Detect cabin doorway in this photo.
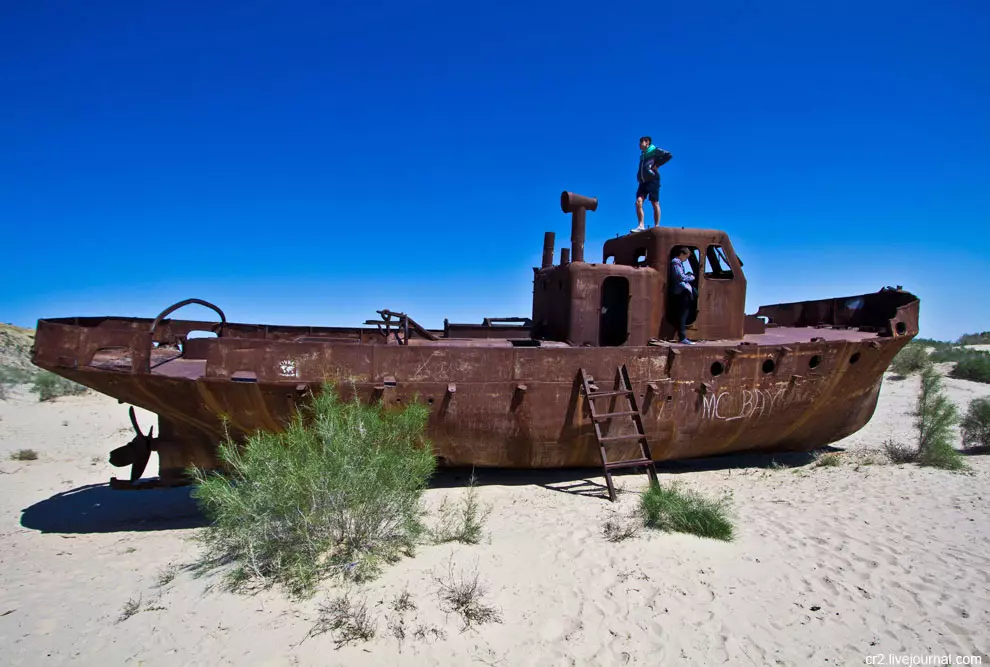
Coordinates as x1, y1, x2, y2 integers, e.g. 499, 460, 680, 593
600, 276, 630, 346
665, 246, 700, 330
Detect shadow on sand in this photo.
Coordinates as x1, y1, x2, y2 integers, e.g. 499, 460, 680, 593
20, 449, 831, 532
20, 482, 208, 534
431, 448, 827, 499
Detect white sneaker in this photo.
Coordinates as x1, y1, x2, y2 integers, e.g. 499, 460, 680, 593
630, 226, 645, 233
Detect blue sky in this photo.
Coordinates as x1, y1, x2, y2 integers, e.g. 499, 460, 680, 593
1, 1, 987, 341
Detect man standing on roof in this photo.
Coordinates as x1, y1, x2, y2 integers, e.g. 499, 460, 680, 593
632, 136, 672, 232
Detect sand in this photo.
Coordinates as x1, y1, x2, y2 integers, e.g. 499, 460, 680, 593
1, 373, 989, 666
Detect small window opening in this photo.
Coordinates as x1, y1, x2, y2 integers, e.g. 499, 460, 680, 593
809, 355, 822, 369
762, 358, 776, 373
704, 245, 734, 279
710, 361, 724, 376
605, 255, 615, 264
850, 352, 861, 364
634, 247, 648, 267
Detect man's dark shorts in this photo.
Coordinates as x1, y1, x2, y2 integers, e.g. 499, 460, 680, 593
636, 180, 660, 203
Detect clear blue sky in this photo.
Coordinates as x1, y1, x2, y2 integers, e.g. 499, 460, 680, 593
2, 1, 987, 341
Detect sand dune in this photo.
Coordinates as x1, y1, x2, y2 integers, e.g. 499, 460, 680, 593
1, 374, 989, 666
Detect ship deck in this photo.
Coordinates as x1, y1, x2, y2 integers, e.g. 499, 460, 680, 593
127, 324, 880, 381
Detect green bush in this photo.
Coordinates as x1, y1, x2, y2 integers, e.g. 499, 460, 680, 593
30, 371, 87, 402
914, 366, 965, 471
930, 346, 970, 364
640, 483, 734, 541
0, 365, 38, 400
813, 452, 842, 467
960, 397, 990, 451
889, 344, 930, 375
950, 353, 990, 384
190, 382, 437, 598
0, 365, 36, 384
957, 332, 990, 345
431, 474, 491, 545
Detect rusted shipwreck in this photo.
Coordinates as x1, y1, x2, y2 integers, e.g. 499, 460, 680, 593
31, 191, 919, 493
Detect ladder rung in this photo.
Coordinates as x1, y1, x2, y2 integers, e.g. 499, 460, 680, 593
586, 390, 633, 399
598, 433, 646, 443
605, 458, 654, 470
592, 411, 639, 421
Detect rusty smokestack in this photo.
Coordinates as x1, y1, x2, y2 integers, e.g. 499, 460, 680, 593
560, 247, 570, 265
560, 191, 598, 263
541, 231, 555, 269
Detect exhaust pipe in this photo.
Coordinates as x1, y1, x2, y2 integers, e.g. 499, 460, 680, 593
560, 191, 598, 263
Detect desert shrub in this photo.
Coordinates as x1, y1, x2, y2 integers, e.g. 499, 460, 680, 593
883, 438, 917, 463
957, 332, 990, 346
0, 365, 35, 385
190, 382, 437, 598
960, 397, 990, 451
30, 371, 87, 401
889, 344, 930, 375
928, 346, 967, 363
434, 559, 501, 630
1, 365, 38, 400
813, 452, 842, 468
430, 474, 491, 545
308, 591, 377, 647
10, 449, 38, 461
914, 366, 965, 471
950, 352, 990, 384
640, 484, 734, 541
602, 517, 640, 542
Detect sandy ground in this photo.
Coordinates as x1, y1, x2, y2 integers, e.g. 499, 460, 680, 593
1, 372, 989, 667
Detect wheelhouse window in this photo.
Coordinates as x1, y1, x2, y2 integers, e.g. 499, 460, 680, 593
704, 244, 734, 280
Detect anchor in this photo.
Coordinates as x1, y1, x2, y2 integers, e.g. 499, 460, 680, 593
108, 406, 157, 488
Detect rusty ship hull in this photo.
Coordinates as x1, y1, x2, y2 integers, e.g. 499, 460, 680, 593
29, 191, 919, 486
30, 290, 918, 483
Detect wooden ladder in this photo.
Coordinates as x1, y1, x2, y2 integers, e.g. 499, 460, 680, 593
579, 365, 660, 502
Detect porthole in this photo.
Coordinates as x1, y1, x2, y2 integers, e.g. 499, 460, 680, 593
809, 355, 822, 369
762, 359, 776, 373
711, 361, 724, 377
850, 352, 861, 364
895, 322, 907, 335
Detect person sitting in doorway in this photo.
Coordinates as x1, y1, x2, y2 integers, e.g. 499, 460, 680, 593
669, 247, 696, 344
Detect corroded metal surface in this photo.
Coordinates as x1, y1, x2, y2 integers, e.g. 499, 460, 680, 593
30, 190, 920, 486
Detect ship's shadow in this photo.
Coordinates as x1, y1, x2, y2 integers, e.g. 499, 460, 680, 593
20, 482, 207, 534
20, 450, 832, 532
431, 448, 827, 498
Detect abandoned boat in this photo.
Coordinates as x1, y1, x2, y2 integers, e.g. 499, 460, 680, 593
31, 191, 919, 491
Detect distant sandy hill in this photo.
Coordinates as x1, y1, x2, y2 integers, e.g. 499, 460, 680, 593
0, 323, 35, 373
